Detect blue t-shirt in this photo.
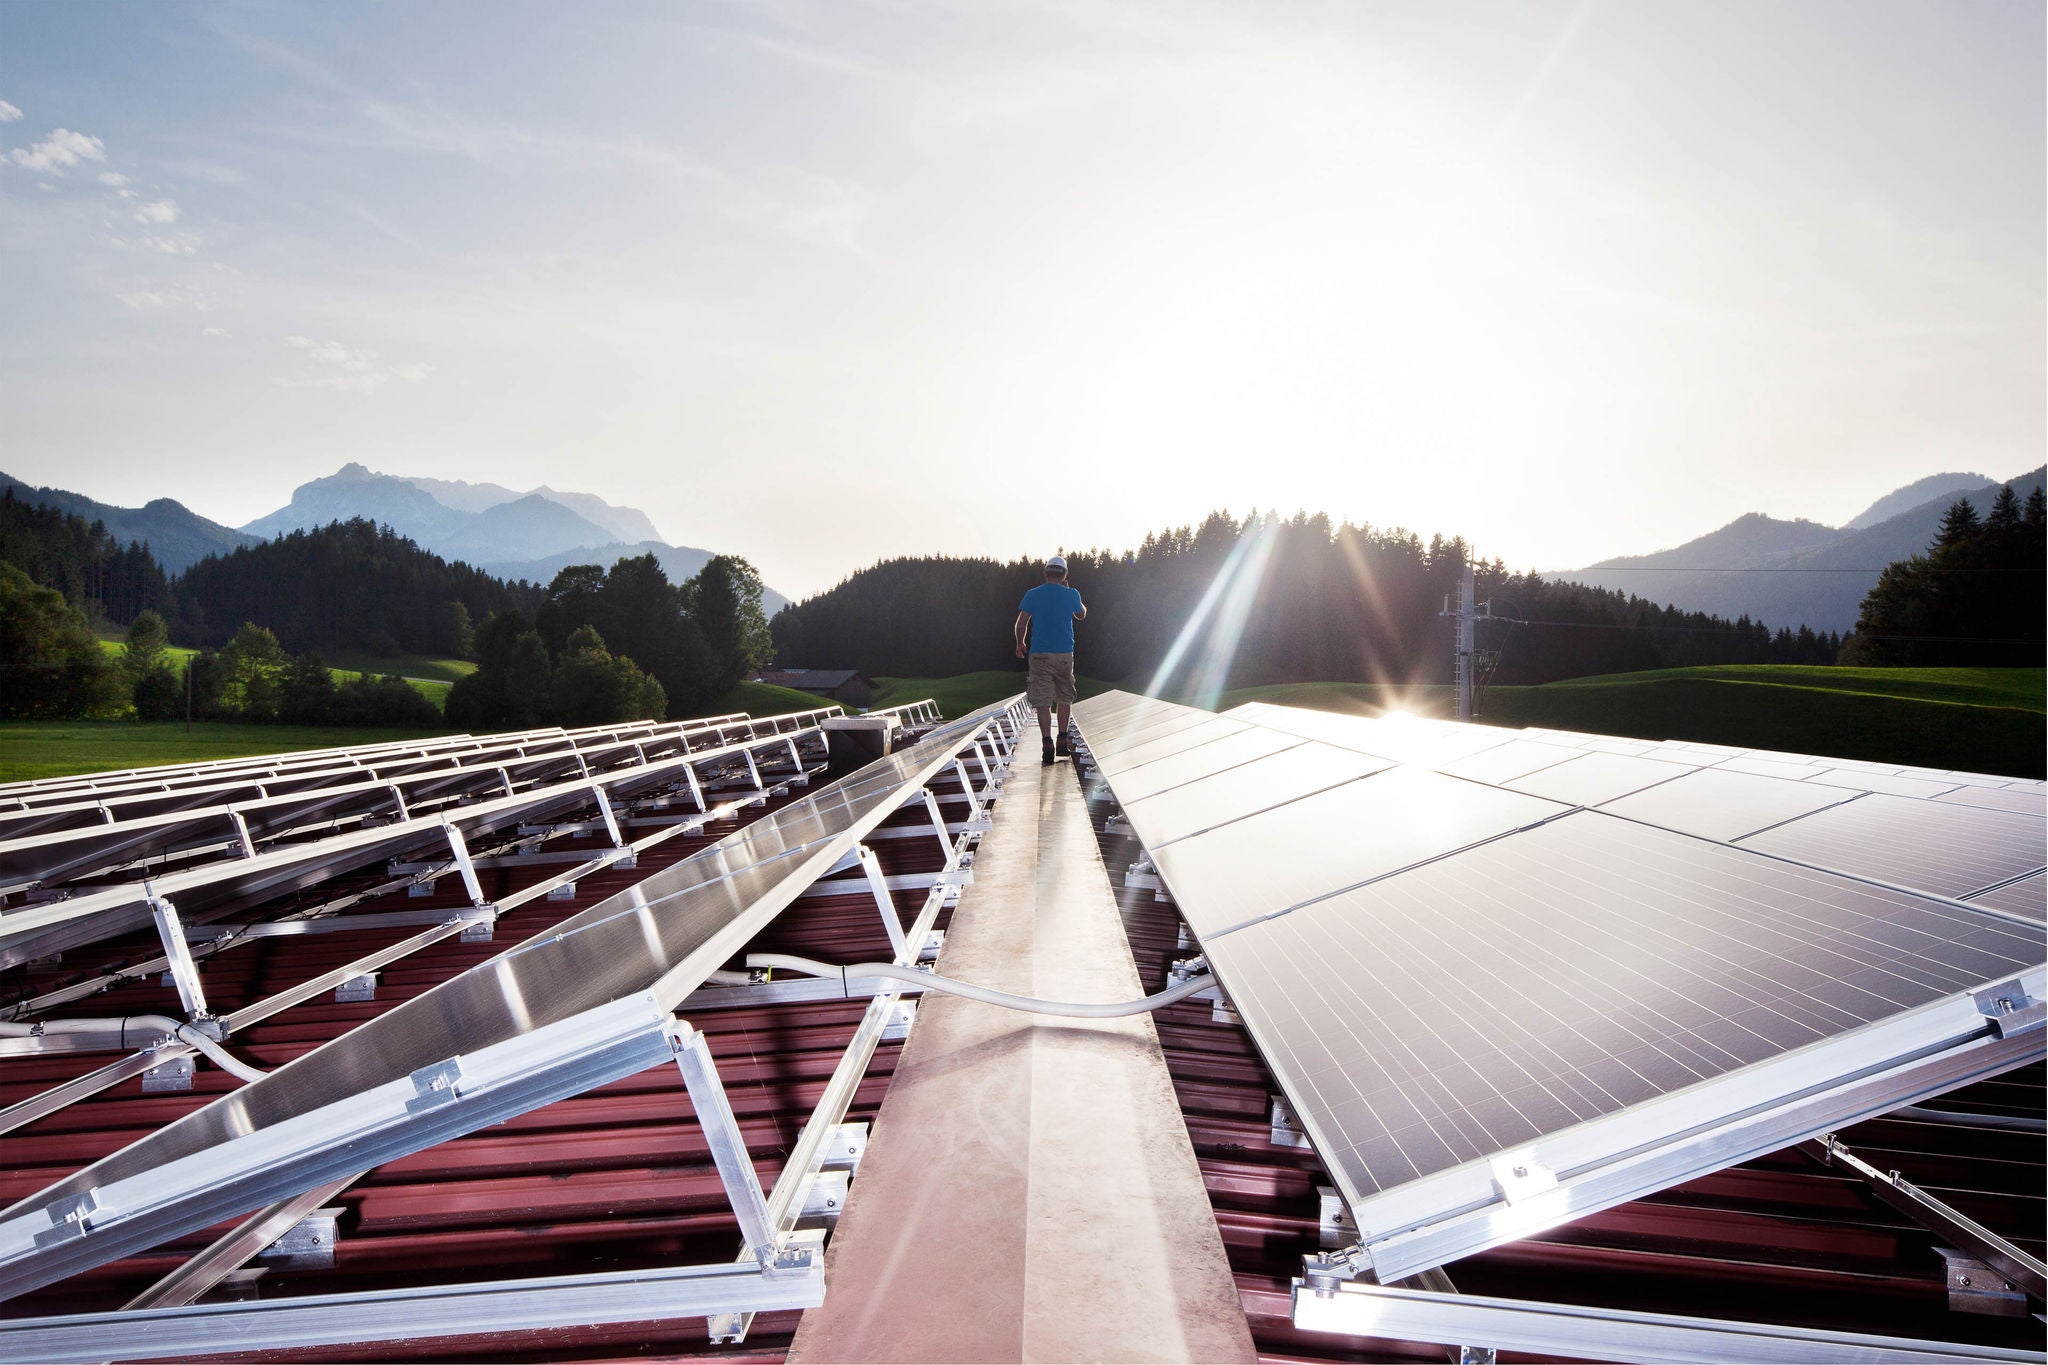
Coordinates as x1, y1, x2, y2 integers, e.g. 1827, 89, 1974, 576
1019, 582, 1084, 655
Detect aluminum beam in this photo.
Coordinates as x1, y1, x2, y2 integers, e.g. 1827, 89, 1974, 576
0, 1255, 823, 1363
1291, 1280, 2037, 1364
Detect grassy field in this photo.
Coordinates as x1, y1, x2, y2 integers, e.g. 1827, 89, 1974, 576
0, 689, 856, 781
0, 721, 448, 782
872, 669, 1117, 719
706, 681, 850, 717
11, 665, 2036, 784
1209, 666, 2045, 779
96, 639, 469, 706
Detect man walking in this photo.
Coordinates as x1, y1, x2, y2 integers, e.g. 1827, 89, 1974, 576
1015, 554, 1087, 765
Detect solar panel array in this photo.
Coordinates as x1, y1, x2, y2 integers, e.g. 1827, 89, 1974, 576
1074, 693, 2046, 1278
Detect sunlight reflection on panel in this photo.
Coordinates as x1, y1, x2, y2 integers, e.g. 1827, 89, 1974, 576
1143, 514, 1281, 710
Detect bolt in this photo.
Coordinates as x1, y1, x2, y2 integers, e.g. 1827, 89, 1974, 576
1959, 1275, 1973, 1287
1997, 996, 2014, 1012
1512, 1165, 1528, 1178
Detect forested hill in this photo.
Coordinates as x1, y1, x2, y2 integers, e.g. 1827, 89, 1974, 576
770, 511, 1840, 690
177, 520, 542, 656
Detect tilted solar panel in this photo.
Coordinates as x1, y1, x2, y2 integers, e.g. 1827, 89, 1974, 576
1072, 691, 2048, 1283
1500, 751, 1693, 807
1092, 728, 1302, 804
1148, 766, 1568, 937
1202, 813, 2042, 1201
1966, 872, 2047, 921
1937, 785, 2048, 817
1596, 767, 1855, 844
1737, 794, 2046, 900
1122, 742, 1392, 848
1094, 717, 1250, 776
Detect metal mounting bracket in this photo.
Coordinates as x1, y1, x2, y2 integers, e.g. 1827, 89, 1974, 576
140, 1054, 195, 1093
1974, 979, 2044, 1039
147, 895, 209, 1022
1270, 1095, 1313, 1150
855, 843, 911, 963
252, 1208, 343, 1272
32, 1193, 104, 1251
670, 1023, 779, 1269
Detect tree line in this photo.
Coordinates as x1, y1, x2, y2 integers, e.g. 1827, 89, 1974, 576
771, 510, 1846, 691
0, 508, 774, 728
446, 554, 773, 728
1844, 484, 2045, 666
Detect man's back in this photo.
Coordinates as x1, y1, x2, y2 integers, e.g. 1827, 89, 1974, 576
1019, 581, 1084, 654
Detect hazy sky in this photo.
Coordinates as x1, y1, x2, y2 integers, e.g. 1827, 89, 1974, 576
2, 1, 2040, 599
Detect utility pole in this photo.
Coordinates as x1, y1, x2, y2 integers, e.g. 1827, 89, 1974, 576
1439, 562, 1511, 723
1453, 563, 1476, 722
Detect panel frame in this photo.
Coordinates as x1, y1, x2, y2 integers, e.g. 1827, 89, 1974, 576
1336, 968, 2046, 1282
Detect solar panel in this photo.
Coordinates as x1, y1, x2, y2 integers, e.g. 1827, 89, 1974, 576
1074, 691, 2048, 1283
1501, 751, 1693, 807
1937, 785, 2048, 817
1801, 768, 1963, 800
1737, 795, 2047, 900
0, 701, 1006, 1301
1967, 873, 2047, 921
1597, 767, 1856, 843
1202, 811, 2043, 1202
1435, 740, 1582, 786
1098, 728, 1303, 804
1123, 742, 1392, 847
1093, 716, 1250, 776
1711, 754, 1822, 780
1149, 766, 1567, 937
1221, 703, 1503, 765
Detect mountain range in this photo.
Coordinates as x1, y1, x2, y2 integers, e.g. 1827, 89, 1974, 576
240, 464, 786, 611
1, 463, 789, 613
1557, 467, 2046, 633
1, 472, 257, 574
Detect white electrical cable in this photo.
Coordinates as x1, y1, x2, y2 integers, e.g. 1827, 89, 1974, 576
0, 1015, 268, 1083
744, 952, 1218, 1019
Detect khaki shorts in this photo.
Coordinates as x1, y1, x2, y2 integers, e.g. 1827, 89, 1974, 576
1026, 652, 1077, 707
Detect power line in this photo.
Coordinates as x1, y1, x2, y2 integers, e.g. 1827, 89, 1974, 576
1555, 566, 2020, 574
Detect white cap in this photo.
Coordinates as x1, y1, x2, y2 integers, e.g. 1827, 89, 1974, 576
1045, 554, 1067, 570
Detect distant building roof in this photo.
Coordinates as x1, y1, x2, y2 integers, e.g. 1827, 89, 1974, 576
757, 668, 867, 689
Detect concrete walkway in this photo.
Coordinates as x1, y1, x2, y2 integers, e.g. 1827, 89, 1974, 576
787, 750, 1255, 1364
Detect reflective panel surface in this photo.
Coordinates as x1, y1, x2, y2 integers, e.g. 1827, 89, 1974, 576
1128, 742, 1392, 847
1597, 768, 1855, 843
1966, 872, 2047, 921
1502, 751, 1693, 807
1201, 812, 2047, 1207
1151, 766, 1568, 937
1737, 794, 2048, 899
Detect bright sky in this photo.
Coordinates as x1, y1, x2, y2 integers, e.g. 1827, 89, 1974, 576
2, 1, 2040, 599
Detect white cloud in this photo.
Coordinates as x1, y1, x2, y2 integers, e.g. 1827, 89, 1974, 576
0, 101, 22, 123
135, 199, 179, 224
117, 290, 166, 310
8, 127, 106, 173
143, 233, 200, 255
202, 326, 228, 337
282, 334, 431, 391
99, 171, 131, 189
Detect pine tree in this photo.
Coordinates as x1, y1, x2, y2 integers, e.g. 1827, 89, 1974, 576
1935, 498, 1981, 547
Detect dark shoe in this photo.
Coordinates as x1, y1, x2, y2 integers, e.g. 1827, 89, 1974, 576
1041, 741, 1056, 766
1055, 735, 1071, 758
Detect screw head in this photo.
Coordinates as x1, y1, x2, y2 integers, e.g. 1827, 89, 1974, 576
1512, 1164, 1528, 1178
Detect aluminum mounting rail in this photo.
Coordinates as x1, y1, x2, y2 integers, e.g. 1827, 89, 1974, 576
0, 699, 1020, 1314
0, 722, 825, 970
1291, 1280, 2040, 1364
0, 748, 810, 1129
